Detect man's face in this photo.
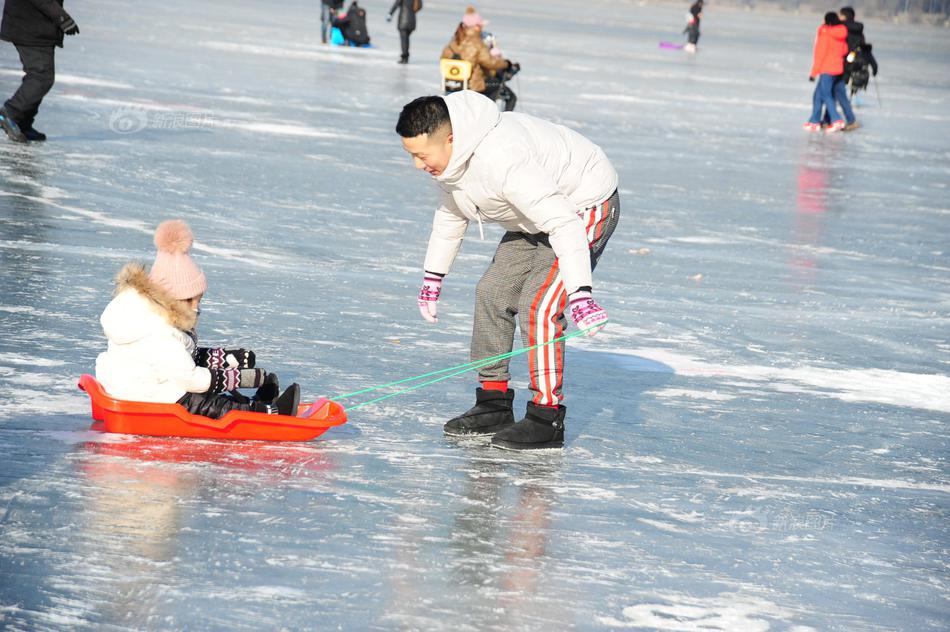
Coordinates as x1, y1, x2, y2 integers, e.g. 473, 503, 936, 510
402, 126, 453, 177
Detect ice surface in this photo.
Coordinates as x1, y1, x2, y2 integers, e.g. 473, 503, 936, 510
1, 0, 948, 630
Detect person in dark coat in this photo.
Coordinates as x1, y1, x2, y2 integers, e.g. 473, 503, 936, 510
683, 0, 702, 53
387, 0, 417, 64
0, 0, 79, 143
333, 1, 370, 46
321, 0, 344, 45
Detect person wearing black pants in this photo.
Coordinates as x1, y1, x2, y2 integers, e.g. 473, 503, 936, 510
387, 0, 417, 64
0, 0, 79, 143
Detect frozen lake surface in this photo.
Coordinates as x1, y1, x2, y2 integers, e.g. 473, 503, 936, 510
1, 0, 948, 629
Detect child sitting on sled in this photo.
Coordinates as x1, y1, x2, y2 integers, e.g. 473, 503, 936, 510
96, 219, 301, 418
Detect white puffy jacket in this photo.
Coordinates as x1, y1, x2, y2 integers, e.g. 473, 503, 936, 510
424, 90, 618, 293
95, 263, 211, 403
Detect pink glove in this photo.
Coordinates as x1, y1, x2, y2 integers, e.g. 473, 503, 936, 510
568, 291, 608, 336
418, 273, 442, 323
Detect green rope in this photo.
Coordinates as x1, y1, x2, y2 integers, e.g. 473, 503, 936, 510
335, 324, 601, 411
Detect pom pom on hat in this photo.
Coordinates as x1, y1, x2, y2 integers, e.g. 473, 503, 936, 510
149, 219, 207, 300
154, 219, 194, 254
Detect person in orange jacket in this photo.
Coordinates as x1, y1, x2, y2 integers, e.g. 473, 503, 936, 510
804, 12, 849, 133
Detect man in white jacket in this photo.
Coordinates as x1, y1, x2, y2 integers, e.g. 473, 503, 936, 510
396, 91, 619, 450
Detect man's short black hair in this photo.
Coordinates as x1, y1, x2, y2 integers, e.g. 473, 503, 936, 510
840, 6, 855, 21
396, 96, 451, 138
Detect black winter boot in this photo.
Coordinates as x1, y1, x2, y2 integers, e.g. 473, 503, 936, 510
21, 125, 46, 141
443, 388, 515, 436
276, 383, 300, 416
254, 383, 300, 416
252, 373, 280, 404
491, 402, 565, 450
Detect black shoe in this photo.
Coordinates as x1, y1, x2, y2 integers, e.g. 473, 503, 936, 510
22, 126, 46, 142
491, 402, 565, 450
398, 56, 408, 64
443, 388, 515, 436
0, 107, 27, 143
275, 383, 300, 416
252, 373, 280, 404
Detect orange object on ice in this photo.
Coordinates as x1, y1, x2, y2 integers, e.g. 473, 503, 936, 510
78, 374, 347, 441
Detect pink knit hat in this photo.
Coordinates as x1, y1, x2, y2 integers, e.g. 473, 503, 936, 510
462, 11, 487, 28
148, 219, 207, 300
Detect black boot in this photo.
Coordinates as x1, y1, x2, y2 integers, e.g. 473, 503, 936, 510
0, 107, 26, 143
21, 125, 46, 141
252, 383, 299, 416
443, 388, 515, 436
491, 402, 565, 450
252, 373, 280, 404
275, 383, 300, 416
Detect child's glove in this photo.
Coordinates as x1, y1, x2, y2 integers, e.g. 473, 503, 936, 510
225, 349, 256, 369
417, 273, 442, 323
196, 347, 256, 369
208, 368, 240, 393
568, 290, 608, 336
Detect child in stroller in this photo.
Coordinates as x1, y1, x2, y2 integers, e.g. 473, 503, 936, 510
440, 12, 519, 112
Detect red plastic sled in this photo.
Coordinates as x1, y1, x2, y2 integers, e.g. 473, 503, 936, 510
78, 374, 347, 442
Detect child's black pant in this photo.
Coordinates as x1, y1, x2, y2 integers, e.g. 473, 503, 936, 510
5, 44, 55, 127
177, 391, 254, 419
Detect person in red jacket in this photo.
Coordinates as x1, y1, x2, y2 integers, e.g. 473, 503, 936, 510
804, 12, 849, 133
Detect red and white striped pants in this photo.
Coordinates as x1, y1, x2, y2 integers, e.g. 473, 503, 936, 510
471, 190, 620, 406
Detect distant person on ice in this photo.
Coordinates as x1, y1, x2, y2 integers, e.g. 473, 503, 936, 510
387, 0, 420, 64
320, 0, 343, 44
839, 6, 877, 105
441, 7, 518, 110
396, 91, 619, 451
804, 12, 852, 134
96, 220, 302, 418
0, 0, 80, 142
332, 1, 370, 47
683, 0, 702, 53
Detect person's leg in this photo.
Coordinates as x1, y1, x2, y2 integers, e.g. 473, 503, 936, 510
178, 383, 299, 419
832, 75, 856, 124
399, 29, 410, 62
471, 232, 536, 383
320, 4, 327, 43
808, 82, 824, 124
177, 391, 254, 419
5, 45, 56, 130
492, 192, 619, 450
817, 74, 841, 123
443, 232, 534, 436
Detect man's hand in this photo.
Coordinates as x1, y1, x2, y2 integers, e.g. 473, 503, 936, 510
417, 273, 442, 323
568, 290, 608, 336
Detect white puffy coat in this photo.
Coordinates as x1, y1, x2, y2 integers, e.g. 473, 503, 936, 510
425, 90, 618, 294
95, 263, 211, 403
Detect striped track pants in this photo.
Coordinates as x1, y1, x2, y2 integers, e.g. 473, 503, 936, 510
471, 189, 620, 406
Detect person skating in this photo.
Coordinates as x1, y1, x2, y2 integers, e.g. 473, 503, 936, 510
683, 0, 703, 53
396, 92, 619, 450
0, 0, 79, 143
96, 220, 301, 419
804, 12, 849, 134
387, 0, 419, 64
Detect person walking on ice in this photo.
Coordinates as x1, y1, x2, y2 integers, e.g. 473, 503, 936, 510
395, 91, 619, 450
